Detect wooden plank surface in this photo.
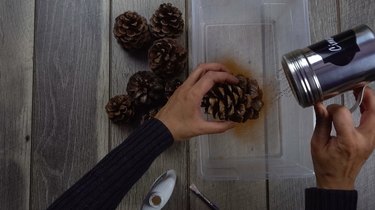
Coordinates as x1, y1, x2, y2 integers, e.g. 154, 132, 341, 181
0, 0, 34, 209
31, 0, 109, 209
110, 1, 188, 209
268, 0, 340, 209
2, 0, 375, 209
339, 0, 375, 209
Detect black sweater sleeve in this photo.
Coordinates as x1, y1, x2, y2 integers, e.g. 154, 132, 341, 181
47, 118, 174, 210
305, 187, 358, 210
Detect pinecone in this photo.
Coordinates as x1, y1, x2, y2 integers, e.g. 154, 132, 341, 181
150, 3, 184, 38
148, 38, 187, 79
165, 78, 182, 99
113, 11, 151, 50
140, 107, 160, 124
105, 94, 135, 123
126, 71, 165, 106
201, 75, 264, 123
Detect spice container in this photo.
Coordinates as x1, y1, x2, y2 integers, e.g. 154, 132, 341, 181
282, 25, 375, 108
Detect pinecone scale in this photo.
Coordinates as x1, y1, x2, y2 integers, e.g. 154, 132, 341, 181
126, 71, 166, 107
150, 3, 184, 38
148, 38, 187, 79
105, 95, 135, 123
201, 75, 264, 123
113, 11, 151, 50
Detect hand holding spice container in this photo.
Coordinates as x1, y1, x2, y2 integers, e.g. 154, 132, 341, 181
282, 24, 375, 108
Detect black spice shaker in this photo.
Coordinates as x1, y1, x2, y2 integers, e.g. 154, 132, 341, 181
282, 24, 375, 107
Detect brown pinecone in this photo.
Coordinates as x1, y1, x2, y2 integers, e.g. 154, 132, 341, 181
165, 78, 182, 99
126, 71, 165, 106
113, 11, 151, 50
201, 75, 264, 123
150, 3, 184, 38
140, 107, 160, 124
105, 94, 135, 123
148, 38, 187, 79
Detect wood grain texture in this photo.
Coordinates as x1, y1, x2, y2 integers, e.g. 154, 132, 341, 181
31, 0, 109, 209
0, 0, 34, 209
339, 1, 375, 209
110, 1, 188, 209
268, 0, 339, 209
2, 0, 374, 210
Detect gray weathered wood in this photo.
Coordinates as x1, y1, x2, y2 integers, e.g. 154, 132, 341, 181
31, 0, 109, 209
268, 0, 340, 209
110, 1, 188, 209
2, 0, 375, 209
339, 0, 375, 209
0, 0, 34, 209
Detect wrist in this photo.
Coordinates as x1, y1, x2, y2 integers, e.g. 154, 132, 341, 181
154, 112, 180, 141
316, 176, 355, 190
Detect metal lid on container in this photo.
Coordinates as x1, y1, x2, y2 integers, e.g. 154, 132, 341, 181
282, 49, 322, 107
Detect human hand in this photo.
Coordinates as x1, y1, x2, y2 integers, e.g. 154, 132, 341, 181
155, 63, 239, 141
311, 87, 375, 190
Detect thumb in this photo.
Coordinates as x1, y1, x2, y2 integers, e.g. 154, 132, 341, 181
358, 87, 375, 134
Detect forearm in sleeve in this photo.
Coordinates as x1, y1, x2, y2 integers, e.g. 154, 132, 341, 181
47, 118, 174, 210
305, 187, 358, 210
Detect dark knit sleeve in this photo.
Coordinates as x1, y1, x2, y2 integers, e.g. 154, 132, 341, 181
47, 118, 174, 210
305, 187, 358, 210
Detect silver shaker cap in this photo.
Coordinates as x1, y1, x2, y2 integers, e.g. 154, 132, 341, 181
282, 49, 323, 107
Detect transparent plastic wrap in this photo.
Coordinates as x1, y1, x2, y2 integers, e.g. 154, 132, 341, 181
189, 0, 315, 180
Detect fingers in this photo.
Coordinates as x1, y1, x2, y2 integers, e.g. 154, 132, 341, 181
358, 87, 375, 135
312, 103, 332, 147
184, 63, 230, 87
191, 71, 239, 99
198, 120, 237, 135
326, 104, 355, 138
359, 87, 375, 113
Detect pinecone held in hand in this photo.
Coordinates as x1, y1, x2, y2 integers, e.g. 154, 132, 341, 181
105, 95, 135, 123
126, 71, 165, 107
150, 3, 184, 38
148, 38, 187, 79
113, 11, 151, 50
201, 75, 264, 123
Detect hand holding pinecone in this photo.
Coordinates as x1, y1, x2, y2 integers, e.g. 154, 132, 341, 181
110, 5, 264, 125
201, 75, 264, 123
